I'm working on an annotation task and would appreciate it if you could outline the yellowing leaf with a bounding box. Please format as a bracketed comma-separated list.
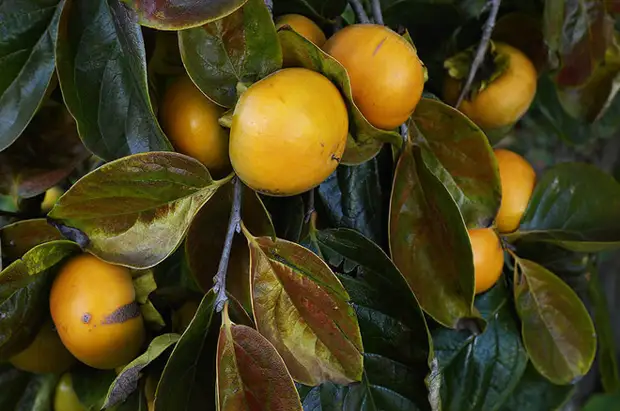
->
[246, 232, 363, 386]
[216, 305, 301, 410]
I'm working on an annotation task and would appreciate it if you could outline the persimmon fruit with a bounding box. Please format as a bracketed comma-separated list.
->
[54, 373, 85, 411]
[494, 149, 536, 233]
[469, 228, 504, 294]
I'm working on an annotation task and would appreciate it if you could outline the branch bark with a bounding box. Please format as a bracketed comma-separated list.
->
[213, 177, 243, 312]
[371, 0, 384, 25]
[455, 0, 501, 108]
[348, 0, 370, 24]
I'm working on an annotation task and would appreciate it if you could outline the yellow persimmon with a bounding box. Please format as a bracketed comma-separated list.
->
[469, 228, 504, 294]
[494, 149, 536, 233]
[54, 373, 86, 411]
[323, 24, 425, 130]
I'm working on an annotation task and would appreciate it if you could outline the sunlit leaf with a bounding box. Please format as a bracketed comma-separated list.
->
[124, 0, 247, 30]
[216, 304, 302, 410]
[246, 230, 364, 386]
[277, 26, 402, 165]
[0, 0, 64, 152]
[513, 258, 596, 385]
[48, 152, 224, 269]
[412, 98, 501, 228]
[104, 334, 179, 408]
[154, 291, 217, 411]
[56, 0, 172, 161]
[316, 228, 433, 410]
[432, 281, 527, 411]
[389, 143, 479, 329]
[180, 0, 282, 108]
[512, 163, 620, 252]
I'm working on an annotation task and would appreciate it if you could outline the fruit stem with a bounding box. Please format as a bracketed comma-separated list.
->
[348, 0, 370, 24]
[371, 0, 384, 25]
[213, 177, 243, 312]
[455, 0, 501, 108]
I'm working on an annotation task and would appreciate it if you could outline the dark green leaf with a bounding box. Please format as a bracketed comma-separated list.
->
[500, 362, 574, 411]
[514, 258, 596, 385]
[154, 291, 217, 411]
[186, 181, 273, 313]
[273, 0, 347, 23]
[73, 367, 117, 411]
[0, 0, 64, 152]
[0, 365, 31, 410]
[0, 219, 63, 262]
[301, 382, 348, 410]
[180, 0, 282, 108]
[104, 334, 180, 408]
[277, 26, 402, 165]
[389, 143, 479, 329]
[48, 152, 223, 269]
[0, 240, 79, 359]
[316, 228, 432, 410]
[317, 148, 392, 248]
[56, 0, 172, 161]
[13, 373, 58, 411]
[412, 98, 501, 229]
[544, 0, 614, 87]
[0, 102, 89, 200]
[582, 392, 620, 411]
[124, 0, 247, 30]
[261, 195, 305, 243]
[153, 246, 202, 302]
[432, 281, 528, 411]
[514, 163, 620, 252]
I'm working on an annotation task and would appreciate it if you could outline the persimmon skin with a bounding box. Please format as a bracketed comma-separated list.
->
[276, 14, 326, 46]
[323, 24, 425, 130]
[160, 77, 230, 174]
[50, 254, 145, 370]
[444, 43, 537, 130]
[229, 68, 348, 196]
[469, 228, 504, 294]
[54, 373, 86, 411]
[9, 319, 76, 374]
[494, 149, 536, 233]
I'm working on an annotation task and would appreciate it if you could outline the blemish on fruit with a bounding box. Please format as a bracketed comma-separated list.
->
[102, 302, 141, 325]
[331, 154, 341, 163]
[373, 37, 388, 56]
[82, 313, 91, 324]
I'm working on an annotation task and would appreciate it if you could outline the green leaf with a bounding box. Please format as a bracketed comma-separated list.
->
[301, 382, 348, 410]
[277, 26, 402, 165]
[582, 392, 620, 411]
[432, 281, 528, 411]
[513, 163, 620, 252]
[216, 304, 302, 410]
[246, 230, 364, 386]
[0, 102, 89, 200]
[55, 0, 172, 161]
[0, 219, 63, 262]
[153, 246, 202, 301]
[544, 0, 614, 87]
[500, 362, 574, 411]
[154, 291, 217, 411]
[513, 258, 596, 385]
[73, 367, 117, 411]
[412, 98, 501, 229]
[104, 334, 179, 408]
[389, 143, 479, 329]
[317, 148, 393, 249]
[124, 0, 247, 30]
[0, 240, 79, 359]
[273, 0, 347, 23]
[12, 373, 59, 411]
[0, 0, 64, 152]
[0, 365, 31, 409]
[180, 0, 282, 108]
[48, 152, 223, 269]
[315, 228, 433, 410]
[187, 181, 273, 314]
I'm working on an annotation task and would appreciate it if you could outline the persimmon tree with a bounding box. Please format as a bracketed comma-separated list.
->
[1, 0, 620, 410]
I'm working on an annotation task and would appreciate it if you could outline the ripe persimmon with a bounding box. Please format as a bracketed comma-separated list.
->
[50, 254, 145, 370]
[54, 373, 85, 411]
[469, 228, 504, 294]
[494, 149, 536, 233]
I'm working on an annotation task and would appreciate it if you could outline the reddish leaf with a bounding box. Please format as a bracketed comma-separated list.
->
[125, 0, 248, 30]
[246, 230, 363, 386]
[216, 305, 301, 411]
[0, 219, 63, 261]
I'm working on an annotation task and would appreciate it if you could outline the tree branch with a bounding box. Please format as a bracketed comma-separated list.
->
[400, 122, 409, 145]
[213, 177, 243, 312]
[264, 0, 273, 16]
[455, 0, 501, 108]
[348, 0, 370, 24]
[371, 0, 384, 25]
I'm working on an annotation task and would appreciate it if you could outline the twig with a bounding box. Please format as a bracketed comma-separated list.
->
[455, 0, 501, 108]
[264, 0, 273, 16]
[371, 0, 384, 25]
[400, 122, 409, 146]
[305, 189, 315, 223]
[213, 177, 243, 312]
[348, 0, 370, 24]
